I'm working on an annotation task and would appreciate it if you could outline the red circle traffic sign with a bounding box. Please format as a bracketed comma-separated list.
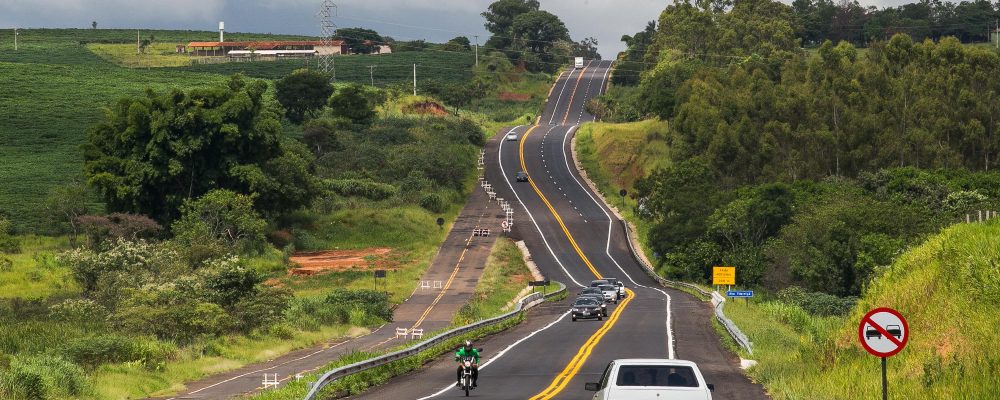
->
[858, 307, 909, 357]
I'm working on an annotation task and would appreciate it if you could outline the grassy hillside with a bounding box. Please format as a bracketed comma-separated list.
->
[575, 120, 670, 191]
[726, 220, 1000, 399]
[0, 30, 477, 232]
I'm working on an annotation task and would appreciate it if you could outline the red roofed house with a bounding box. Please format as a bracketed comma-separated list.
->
[185, 40, 349, 57]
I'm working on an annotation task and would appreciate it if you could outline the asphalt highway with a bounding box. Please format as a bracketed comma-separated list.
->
[352, 61, 768, 400]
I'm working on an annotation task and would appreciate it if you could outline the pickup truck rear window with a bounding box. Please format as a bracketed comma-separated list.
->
[616, 365, 699, 387]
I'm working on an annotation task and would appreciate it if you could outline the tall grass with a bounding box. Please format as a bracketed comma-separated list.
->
[0, 236, 77, 299]
[726, 220, 1000, 399]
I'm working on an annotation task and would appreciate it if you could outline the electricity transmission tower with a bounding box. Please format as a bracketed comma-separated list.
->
[318, 0, 337, 81]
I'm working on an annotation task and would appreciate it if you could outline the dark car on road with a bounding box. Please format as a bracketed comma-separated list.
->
[577, 293, 608, 316]
[571, 297, 604, 322]
[516, 171, 529, 182]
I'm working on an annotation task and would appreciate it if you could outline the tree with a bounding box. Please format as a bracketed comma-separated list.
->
[302, 117, 347, 155]
[83, 75, 320, 224]
[442, 36, 472, 52]
[171, 190, 267, 253]
[275, 69, 334, 124]
[335, 27, 384, 54]
[91, 21, 97, 29]
[44, 181, 89, 239]
[483, 0, 540, 35]
[328, 84, 376, 125]
[572, 37, 601, 59]
[510, 10, 571, 72]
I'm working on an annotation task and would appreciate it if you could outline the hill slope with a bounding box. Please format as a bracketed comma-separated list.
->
[727, 220, 1000, 399]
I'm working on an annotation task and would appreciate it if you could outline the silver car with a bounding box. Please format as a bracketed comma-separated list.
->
[598, 284, 619, 304]
[604, 278, 626, 298]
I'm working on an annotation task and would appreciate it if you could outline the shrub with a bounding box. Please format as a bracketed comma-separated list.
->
[0, 355, 88, 398]
[419, 193, 447, 213]
[327, 179, 398, 201]
[0, 258, 11, 272]
[0, 217, 20, 254]
[171, 190, 267, 255]
[776, 286, 856, 316]
[58, 240, 181, 296]
[267, 230, 295, 248]
[61, 334, 174, 370]
[48, 299, 108, 324]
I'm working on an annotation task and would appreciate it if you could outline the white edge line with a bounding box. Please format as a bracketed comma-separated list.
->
[416, 311, 572, 400]
[560, 124, 675, 360]
[498, 125, 585, 288]
[547, 67, 577, 125]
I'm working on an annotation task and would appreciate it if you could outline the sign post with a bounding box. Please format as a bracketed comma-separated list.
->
[373, 269, 387, 292]
[858, 307, 909, 400]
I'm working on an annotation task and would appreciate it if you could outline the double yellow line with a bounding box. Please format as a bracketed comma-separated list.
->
[529, 288, 635, 400]
[518, 114, 634, 399]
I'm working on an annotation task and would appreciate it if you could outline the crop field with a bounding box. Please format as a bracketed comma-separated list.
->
[0, 29, 479, 232]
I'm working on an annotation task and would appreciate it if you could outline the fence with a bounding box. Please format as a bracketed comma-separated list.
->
[302, 281, 566, 400]
[619, 220, 753, 355]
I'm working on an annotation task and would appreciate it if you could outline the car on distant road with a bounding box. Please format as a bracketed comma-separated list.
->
[516, 171, 529, 182]
[506, 132, 518, 141]
[604, 278, 626, 298]
[585, 359, 715, 400]
[571, 297, 604, 322]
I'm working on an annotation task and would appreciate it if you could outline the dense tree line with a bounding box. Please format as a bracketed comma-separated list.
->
[794, 0, 1000, 46]
[602, 0, 1000, 297]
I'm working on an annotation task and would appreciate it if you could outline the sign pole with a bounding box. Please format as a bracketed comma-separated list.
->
[882, 357, 887, 400]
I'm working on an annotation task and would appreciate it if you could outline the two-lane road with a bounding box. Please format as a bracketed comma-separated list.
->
[354, 61, 767, 400]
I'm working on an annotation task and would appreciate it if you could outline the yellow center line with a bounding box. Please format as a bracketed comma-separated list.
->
[519, 95, 634, 399]
[519, 125, 602, 279]
[411, 232, 475, 328]
[529, 288, 635, 400]
[559, 65, 589, 125]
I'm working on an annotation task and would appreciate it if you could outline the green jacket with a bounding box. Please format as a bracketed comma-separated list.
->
[455, 347, 480, 363]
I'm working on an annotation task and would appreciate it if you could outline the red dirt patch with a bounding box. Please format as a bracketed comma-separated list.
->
[288, 248, 392, 276]
[498, 92, 531, 101]
[403, 101, 448, 116]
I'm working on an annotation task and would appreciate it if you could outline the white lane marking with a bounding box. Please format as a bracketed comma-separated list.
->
[559, 124, 676, 359]
[498, 125, 585, 288]
[547, 67, 578, 125]
[415, 311, 572, 400]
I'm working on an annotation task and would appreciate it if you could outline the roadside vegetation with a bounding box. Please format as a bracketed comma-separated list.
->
[574, 0, 1000, 397]
[0, 1, 564, 396]
[453, 238, 534, 325]
[725, 220, 999, 399]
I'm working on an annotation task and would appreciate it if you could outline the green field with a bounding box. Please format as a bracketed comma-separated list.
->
[0, 29, 481, 232]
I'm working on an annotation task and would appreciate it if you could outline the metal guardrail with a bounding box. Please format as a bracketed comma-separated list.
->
[303, 282, 567, 400]
[619, 221, 753, 355]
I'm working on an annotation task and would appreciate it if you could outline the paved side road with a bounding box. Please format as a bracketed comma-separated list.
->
[154, 187, 502, 399]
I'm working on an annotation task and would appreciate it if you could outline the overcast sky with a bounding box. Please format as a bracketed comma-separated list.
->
[1, 0, 921, 59]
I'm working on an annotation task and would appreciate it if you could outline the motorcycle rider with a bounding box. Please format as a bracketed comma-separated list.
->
[455, 340, 480, 388]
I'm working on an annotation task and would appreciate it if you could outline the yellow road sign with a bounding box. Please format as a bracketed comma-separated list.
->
[713, 266, 736, 285]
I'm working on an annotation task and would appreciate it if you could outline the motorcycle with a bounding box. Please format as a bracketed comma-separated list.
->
[458, 356, 476, 396]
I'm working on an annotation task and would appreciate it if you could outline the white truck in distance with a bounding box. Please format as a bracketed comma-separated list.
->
[575, 57, 584, 69]
[585, 359, 714, 400]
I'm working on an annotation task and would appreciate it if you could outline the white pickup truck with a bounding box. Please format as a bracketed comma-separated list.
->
[585, 359, 715, 400]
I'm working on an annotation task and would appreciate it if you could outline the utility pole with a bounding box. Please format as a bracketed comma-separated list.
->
[13, 27, 17, 51]
[368, 65, 375, 87]
[474, 35, 479, 66]
[412, 63, 417, 96]
[137, 30, 140, 54]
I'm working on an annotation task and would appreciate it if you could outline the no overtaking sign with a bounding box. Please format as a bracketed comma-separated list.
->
[858, 307, 909, 357]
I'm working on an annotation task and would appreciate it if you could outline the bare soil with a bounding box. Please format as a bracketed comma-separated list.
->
[288, 248, 393, 276]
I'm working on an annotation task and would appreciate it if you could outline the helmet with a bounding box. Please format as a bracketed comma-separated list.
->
[463, 340, 472, 350]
